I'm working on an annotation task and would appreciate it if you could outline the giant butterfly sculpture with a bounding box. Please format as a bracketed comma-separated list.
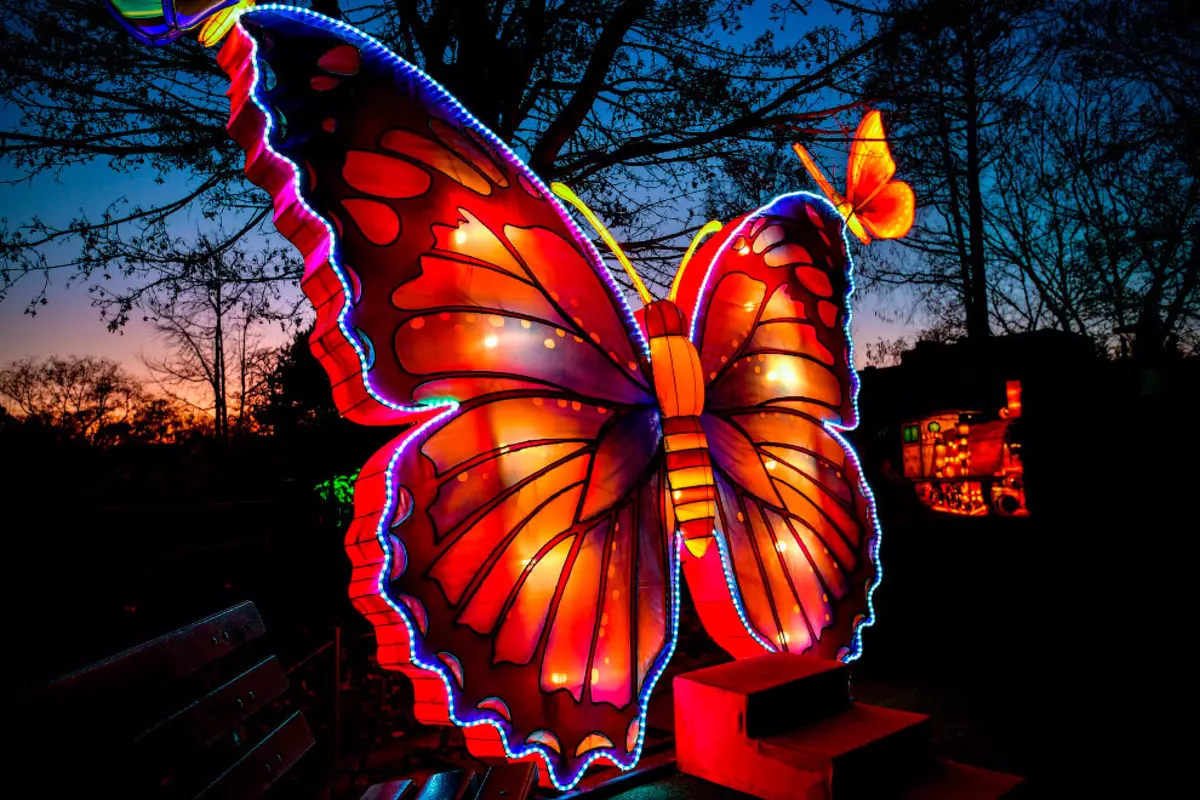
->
[107, 1, 914, 788]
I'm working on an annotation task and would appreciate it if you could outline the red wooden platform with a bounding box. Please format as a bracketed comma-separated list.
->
[674, 653, 1024, 799]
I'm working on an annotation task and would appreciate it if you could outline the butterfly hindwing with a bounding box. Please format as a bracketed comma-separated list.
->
[856, 180, 916, 240]
[348, 404, 677, 778]
[675, 193, 880, 662]
[221, 7, 674, 785]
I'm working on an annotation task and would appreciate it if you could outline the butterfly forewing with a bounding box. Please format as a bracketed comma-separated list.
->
[845, 111, 915, 240]
[227, 9, 649, 415]
[676, 193, 880, 662]
[222, 8, 674, 785]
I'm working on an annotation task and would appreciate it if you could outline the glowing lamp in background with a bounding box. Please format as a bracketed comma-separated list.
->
[900, 382, 1029, 517]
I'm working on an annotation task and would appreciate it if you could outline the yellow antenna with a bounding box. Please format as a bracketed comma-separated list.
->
[550, 182, 654, 305]
[668, 220, 723, 302]
[198, 1, 256, 47]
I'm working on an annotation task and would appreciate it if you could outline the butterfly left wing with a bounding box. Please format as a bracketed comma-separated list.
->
[673, 193, 881, 662]
[844, 110, 915, 241]
[219, 7, 675, 787]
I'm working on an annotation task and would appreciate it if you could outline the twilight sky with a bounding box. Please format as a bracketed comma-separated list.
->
[0, 1, 916, 380]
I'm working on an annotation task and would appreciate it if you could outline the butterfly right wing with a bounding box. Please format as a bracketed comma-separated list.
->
[845, 111, 895, 203]
[675, 193, 882, 663]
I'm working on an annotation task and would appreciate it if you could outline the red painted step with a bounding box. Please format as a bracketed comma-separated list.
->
[676, 655, 930, 799]
[674, 654, 1024, 799]
[674, 652, 851, 736]
[755, 703, 934, 797]
[900, 760, 1026, 799]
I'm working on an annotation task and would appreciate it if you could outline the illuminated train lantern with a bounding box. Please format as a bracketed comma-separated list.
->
[902, 380, 1028, 517]
[107, 3, 915, 787]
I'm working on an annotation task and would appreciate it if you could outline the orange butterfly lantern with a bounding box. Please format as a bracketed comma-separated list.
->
[105, 3, 888, 790]
[793, 110, 915, 244]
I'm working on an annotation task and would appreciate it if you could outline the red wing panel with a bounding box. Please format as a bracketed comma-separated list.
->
[673, 193, 881, 663]
[221, 8, 650, 427]
[680, 194, 857, 423]
[346, 403, 677, 785]
[856, 180, 916, 240]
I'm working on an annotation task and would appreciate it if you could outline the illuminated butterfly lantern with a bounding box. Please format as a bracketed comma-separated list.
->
[107, 3, 910, 789]
[793, 111, 916, 244]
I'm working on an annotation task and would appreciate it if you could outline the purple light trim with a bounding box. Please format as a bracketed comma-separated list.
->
[686, 191, 884, 663]
[710, 524, 778, 653]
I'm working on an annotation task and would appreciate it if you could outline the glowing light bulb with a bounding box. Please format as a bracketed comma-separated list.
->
[483, 334, 498, 348]
[765, 459, 777, 471]
[454, 229, 467, 244]
[775, 540, 788, 552]
[766, 371, 778, 382]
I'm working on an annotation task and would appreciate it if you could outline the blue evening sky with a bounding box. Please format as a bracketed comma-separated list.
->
[0, 0, 915, 378]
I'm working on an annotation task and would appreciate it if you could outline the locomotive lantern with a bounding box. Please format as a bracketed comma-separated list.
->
[901, 380, 1027, 517]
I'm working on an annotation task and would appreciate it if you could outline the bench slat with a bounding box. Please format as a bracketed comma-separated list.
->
[43, 601, 266, 701]
[360, 780, 415, 800]
[476, 763, 538, 800]
[133, 655, 289, 764]
[195, 711, 315, 800]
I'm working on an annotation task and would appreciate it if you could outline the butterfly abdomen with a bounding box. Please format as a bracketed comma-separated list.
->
[645, 301, 716, 557]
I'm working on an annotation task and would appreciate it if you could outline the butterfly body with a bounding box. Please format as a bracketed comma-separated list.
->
[644, 300, 718, 556]
[206, 6, 883, 788]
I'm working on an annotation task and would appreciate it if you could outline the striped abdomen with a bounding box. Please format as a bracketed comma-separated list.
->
[644, 300, 717, 557]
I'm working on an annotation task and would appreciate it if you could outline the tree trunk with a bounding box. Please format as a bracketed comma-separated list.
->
[213, 283, 228, 442]
[962, 25, 991, 340]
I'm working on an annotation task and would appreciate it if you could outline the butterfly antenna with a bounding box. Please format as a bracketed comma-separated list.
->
[550, 182, 654, 305]
[792, 142, 840, 205]
[668, 220, 723, 302]
[197, 2, 257, 48]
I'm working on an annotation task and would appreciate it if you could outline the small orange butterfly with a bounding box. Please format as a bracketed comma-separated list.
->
[793, 110, 915, 244]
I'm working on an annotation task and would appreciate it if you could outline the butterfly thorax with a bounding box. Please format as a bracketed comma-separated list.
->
[644, 300, 717, 558]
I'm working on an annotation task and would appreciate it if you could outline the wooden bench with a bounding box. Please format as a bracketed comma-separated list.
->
[20, 601, 316, 799]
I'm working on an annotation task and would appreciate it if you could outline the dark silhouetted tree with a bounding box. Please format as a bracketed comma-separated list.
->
[858, 0, 1056, 340]
[139, 235, 288, 440]
[1, 0, 889, 310]
[0, 354, 143, 440]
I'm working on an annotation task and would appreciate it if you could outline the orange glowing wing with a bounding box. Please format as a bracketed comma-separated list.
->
[672, 193, 881, 662]
[221, 8, 674, 787]
[844, 110, 914, 240]
[855, 180, 915, 240]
